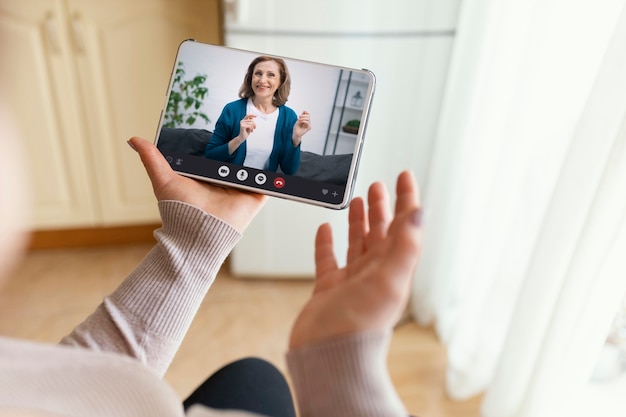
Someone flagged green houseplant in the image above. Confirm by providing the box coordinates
[163,61,210,128]
[342,119,360,134]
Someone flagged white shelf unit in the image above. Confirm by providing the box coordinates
[324,70,370,155]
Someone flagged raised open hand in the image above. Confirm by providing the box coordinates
[289,170,422,348]
[292,111,311,146]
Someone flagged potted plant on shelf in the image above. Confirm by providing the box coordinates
[342,119,360,134]
[163,61,210,128]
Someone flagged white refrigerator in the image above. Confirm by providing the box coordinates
[223,0,460,277]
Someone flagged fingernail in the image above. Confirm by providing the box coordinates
[127,139,137,151]
[409,208,422,228]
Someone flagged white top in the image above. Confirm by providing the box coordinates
[243,98,278,170]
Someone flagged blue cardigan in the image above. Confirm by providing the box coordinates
[204,98,301,174]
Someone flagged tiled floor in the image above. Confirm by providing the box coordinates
[0,243,482,416]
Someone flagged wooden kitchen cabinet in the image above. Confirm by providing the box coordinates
[0,0,223,229]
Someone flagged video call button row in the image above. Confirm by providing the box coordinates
[164,154,343,201]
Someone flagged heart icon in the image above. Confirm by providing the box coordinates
[322,189,329,195]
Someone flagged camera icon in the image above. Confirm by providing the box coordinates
[218,166,230,177]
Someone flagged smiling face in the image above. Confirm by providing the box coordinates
[251,60,281,101]
[239,56,291,107]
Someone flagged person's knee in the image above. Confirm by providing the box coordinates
[216,357,286,382]
[184,356,296,416]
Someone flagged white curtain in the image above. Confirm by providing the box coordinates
[411,0,626,416]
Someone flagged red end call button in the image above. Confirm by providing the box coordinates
[273,177,285,188]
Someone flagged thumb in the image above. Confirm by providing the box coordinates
[127,137,175,195]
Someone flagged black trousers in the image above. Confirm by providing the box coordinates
[183,357,296,417]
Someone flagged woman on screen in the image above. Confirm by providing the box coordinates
[204,56,311,174]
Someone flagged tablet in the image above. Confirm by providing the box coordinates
[155,40,375,209]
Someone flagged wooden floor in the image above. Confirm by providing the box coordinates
[0,243,482,417]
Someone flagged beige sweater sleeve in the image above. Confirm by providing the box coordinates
[59,201,240,377]
[286,329,409,417]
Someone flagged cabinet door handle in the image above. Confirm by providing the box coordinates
[71,13,86,54]
[44,12,61,54]
[70,13,86,54]
[223,0,249,24]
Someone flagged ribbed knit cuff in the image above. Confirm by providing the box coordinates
[286,330,408,417]
[112,200,240,335]
[108,202,240,370]
[59,201,242,376]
